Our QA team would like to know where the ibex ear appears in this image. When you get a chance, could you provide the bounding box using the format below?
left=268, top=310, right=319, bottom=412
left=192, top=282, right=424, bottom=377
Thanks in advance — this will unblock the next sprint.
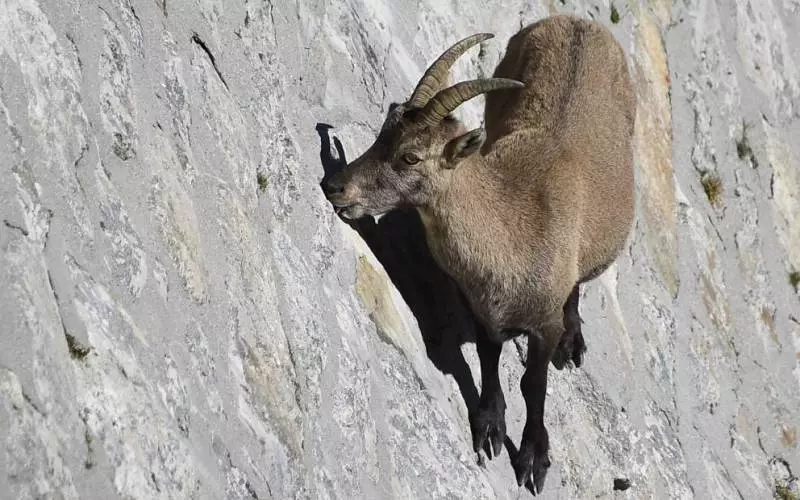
left=444, top=128, right=486, bottom=168
left=387, top=102, right=401, bottom=113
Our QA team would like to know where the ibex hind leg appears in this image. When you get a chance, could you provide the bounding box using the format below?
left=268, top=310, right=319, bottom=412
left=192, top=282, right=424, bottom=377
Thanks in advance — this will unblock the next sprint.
left=551, top=284, right=583, bottom=369
left=551, top=261, right=611, bottom=370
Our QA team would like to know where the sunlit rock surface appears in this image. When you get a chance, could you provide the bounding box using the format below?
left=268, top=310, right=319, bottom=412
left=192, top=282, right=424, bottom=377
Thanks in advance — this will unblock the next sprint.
left=1, top=0, right=799, bottom=498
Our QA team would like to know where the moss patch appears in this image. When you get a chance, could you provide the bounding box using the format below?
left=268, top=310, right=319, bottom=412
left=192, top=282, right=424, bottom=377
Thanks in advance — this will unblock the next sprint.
left=789, top=271, right=800, bottom=291
left=257, top=172, right=269, bottom=192
left=610, top=4, right=621, bottom=23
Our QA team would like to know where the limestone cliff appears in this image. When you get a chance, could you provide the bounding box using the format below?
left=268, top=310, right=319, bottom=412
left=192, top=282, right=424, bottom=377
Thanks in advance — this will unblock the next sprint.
left=1, top=0, right=799, bottom=498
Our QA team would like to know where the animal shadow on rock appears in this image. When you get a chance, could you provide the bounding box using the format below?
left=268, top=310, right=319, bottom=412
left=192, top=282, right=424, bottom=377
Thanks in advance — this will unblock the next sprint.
left=316, top=122, right=531, bottom=485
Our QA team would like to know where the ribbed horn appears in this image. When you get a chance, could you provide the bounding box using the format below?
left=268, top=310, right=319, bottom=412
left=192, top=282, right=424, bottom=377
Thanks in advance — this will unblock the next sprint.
left=407, top=33, right=494, bottom=108
left=420, top=78, right=525, bottom=127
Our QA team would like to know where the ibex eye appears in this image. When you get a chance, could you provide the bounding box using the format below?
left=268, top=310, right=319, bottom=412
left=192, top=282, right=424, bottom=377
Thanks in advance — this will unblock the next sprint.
left=402, top=153, right=421, bottom=165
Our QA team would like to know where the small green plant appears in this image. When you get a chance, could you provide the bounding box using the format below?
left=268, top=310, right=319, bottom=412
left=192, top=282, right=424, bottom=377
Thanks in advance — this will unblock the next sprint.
left=789, top=271, right=800, bottom=292
left=610, top=4, right=621, bottom=24
left=257, top=172, right=269, bottom=192
left=701, top=172, right=723, bottom=207
left=775, top=480, right=798, bottom=500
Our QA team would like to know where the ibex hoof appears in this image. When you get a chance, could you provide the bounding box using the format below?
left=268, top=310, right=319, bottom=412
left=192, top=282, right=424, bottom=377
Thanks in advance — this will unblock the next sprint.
left=571, top=331, right=587, bottom=368
left=512, top=444, right=550, bottom=494
left=470, top=399, right=506, bottom=460
left=553, top=329, right=587, bottom=370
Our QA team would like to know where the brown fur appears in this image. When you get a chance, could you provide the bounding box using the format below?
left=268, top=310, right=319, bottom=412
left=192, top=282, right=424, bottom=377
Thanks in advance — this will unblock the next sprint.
left=423, top=14, right=636, bottom=336
left=323, top=14, right=635, bottom=491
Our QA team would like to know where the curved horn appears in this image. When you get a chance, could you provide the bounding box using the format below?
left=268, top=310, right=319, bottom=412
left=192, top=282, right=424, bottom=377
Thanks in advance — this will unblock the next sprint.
left=420, top=78, right=525, bottom=127
left=407, top=33, right=494, bottom=108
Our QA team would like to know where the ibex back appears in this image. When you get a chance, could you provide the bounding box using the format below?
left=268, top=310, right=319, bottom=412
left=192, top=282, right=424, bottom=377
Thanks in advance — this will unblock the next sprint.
left=322, top=14, right=635, bottom=493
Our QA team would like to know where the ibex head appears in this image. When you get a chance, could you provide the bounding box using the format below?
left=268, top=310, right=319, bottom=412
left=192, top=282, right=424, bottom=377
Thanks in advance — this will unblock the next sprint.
left=322, top=33, right=524, bottom=219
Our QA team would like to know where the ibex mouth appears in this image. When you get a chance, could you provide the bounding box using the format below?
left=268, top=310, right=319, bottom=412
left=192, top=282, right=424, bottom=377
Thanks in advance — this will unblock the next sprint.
left=332, top=203, right=361, bottom=220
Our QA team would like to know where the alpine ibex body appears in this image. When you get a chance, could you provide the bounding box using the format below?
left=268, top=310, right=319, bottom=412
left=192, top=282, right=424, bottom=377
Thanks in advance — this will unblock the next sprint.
left=322, top=14, right=635, bottom=492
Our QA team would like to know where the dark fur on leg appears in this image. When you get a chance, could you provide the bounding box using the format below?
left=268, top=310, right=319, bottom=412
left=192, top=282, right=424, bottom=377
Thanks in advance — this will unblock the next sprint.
left=471, top=325, right=506, bottom=459
left=513, top=317, right=561, bottom=493
left=552, top=284, right=585, bottom=369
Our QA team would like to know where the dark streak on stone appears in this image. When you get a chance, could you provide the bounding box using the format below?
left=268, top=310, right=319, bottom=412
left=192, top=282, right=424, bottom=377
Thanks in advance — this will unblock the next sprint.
left=757, top=426, right=768, bottom=455
left=277, top=320, right=305, bottom=418
left=80, top=411, right=95, bottom=469
left=771, top=456, right=796, bottom=478
left=769, top=173, right=776, bottom=199
left=65, top=33, right=83, bottom=72
left=74, top=142, right=89, bottom=169
left=42, top=209, right=53, bottom=249
left=706, top=214, right=726, bottom=245
left=22, top=391, right=45, bottom=416
left=191, top=33, right=229, bottom=91
left=264, top=478, right=273, bottom=498
left=266, top=0, right=278, bottom=45
left=3, top=220, right=29, bottom=237
left=129, top=3, right=141, bottom=24
left=245, top=480, right=260, bottom=499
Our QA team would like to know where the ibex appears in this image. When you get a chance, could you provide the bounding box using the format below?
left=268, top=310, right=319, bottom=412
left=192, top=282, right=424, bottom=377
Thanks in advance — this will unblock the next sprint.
left=322, top=14, right=635, bottom=492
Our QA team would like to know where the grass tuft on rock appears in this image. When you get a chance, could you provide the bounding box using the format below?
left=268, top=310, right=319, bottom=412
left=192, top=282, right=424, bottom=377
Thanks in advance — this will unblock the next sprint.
left=775, top=480, right=798, bottom=500
left=701, top=172, right=723, bottom=207
left=65, top=333, right=91, bottom=360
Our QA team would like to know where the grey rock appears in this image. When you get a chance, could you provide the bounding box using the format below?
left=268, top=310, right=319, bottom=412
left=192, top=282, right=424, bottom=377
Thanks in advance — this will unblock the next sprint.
left=1, top=0, right=799, bottom=499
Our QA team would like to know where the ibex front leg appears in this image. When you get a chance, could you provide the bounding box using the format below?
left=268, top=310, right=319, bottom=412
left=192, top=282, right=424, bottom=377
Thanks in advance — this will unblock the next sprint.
left=512, top=314, right=561, bottom=494
left=471, top=325, right=506, bottom=459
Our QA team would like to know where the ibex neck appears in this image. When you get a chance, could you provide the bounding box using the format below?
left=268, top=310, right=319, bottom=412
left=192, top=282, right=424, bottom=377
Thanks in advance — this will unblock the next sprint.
left=416, top=155, right=514, bottom=272
left=429, top=155, right=503, bottom=224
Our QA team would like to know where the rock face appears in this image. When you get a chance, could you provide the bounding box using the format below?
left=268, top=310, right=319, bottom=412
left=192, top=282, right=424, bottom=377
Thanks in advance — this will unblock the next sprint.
left=1, top=0, right=799, bottom=498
